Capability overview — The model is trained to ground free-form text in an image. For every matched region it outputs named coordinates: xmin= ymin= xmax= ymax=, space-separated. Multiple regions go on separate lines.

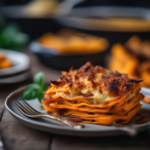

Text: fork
xmin=14 ymin=101 xmax=85 ymax=129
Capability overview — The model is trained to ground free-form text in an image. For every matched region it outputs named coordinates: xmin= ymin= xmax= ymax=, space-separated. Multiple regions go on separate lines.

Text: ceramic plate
xmin=0 ymin=50 xmax=30 ymax=77
xmin=5 ymin=86 xmax=150 ymax=137
xmin=0 ymin=71 xmax=30 ymax=85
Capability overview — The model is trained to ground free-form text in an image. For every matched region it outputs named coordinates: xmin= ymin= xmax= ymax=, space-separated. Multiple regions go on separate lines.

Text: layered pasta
xmin=42 ymin=62 xmax=143 ymax=125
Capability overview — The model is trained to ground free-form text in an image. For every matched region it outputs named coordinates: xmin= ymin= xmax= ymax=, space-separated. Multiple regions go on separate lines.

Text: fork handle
xmin=117 ymin=126 xmax=137 ymax=136
xmin=44 ymin=114 xmax=85 ymax=129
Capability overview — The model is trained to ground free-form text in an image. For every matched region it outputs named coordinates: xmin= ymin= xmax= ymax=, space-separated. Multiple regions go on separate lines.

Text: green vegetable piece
xmin=0 ymin=23 xmax=29 ymax=50
xmin=21 ymin=84 xmax=43 ymax=102
xmin=21 ymin=72 xmax=47 ymax=102
xmin=42 ymin=85 xmax=48 ymax=91
xmin=33 ymin=72 xmax=44 ymax=88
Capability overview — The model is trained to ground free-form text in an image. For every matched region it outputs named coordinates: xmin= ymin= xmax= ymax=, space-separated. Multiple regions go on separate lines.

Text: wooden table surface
xmin=0 ymin=52 xmax=150 ymax=150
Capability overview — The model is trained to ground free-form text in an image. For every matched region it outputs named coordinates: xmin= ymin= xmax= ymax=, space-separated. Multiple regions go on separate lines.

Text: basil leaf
xmin=21 ymin=84 xmax=44 ymax=102
xmin=0 ymin=23 xmax=29 ymax=50
xmin=37 ymin=90 xmax=44 ymax=103
xmin=33 ymin=72 xmax=44 ymax=88
xmin=42 ymin=85 xmax=48 ymax=91
xmin=21 ymin=72 xmax=48 ymax=103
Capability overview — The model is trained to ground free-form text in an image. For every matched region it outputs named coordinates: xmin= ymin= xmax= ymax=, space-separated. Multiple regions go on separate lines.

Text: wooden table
xmin=0 ymin=52 xmax=150 ymax=150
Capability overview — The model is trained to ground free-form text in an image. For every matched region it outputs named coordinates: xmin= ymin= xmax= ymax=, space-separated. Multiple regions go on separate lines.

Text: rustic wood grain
xmin=0 ymin=109 xmax=52 ymax=150
xmin=1 ymin=52 xmax=150 ymax=150
xmin=0 ymin=80 xmax=32 ymax=122
xmin=50 ymin=132 xmax=150 ymax=150
xmin=0 ymin=89 xmax=16 ymax=123
xmin=0 ymin=52 xmax=61 ymax=150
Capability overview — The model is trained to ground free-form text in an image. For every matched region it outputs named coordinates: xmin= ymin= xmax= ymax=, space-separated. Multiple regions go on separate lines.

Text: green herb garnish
xmin=21 ymin=72 xmax=47 ymax=102
xmin=0 ymin=23 xmax=29 ymax=50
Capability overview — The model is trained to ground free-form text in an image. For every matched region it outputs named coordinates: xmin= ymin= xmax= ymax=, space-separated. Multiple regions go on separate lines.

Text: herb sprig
xmin=21 ymin=72 xmax=47 ymax=102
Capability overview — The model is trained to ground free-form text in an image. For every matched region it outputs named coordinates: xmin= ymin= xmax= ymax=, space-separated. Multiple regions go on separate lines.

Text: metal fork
xmin=14 ymin=101 xmax=85 ymax=129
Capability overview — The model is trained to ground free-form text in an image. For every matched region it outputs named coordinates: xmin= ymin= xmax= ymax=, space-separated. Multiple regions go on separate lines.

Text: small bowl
xmin=29 ymin=41 xmax=109 ymax=70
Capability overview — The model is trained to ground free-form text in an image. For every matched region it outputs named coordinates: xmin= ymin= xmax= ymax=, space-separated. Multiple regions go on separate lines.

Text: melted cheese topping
xmin=46 ymin=62 xmax=142 ymax=104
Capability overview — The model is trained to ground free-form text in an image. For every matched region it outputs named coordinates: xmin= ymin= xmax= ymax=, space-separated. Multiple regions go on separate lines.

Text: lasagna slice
xmin=42 ymin=62 xmax=143 ymax=125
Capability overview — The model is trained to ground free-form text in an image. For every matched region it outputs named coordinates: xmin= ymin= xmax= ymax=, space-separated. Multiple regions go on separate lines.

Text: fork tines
xmin=14 ymin=100 xmax=39 ymax=115
xmin=14 ymin=100 xmax=85 ymax=128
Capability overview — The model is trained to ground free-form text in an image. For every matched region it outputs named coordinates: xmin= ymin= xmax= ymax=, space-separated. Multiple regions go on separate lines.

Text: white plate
xmin=0 ymin=49 xmax=30 ymax=77
xmin=0 ymin=71 xmax=30 ymax=85
xmin=5 ymin=86 xmax=150 ymax=137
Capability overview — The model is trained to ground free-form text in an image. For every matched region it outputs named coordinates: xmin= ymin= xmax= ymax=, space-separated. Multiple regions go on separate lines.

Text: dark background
xmin=1 ymin=0 xmax=150 ymax=7
xmin=1 ymin=0 xmax=150 ymax=45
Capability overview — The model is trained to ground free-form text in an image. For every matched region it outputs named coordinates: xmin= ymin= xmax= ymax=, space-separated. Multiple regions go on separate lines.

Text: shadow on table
xmin=51 ymin=131 xmax=150 ymax=150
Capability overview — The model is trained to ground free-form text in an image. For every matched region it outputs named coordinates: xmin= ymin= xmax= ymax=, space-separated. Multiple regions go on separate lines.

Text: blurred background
xmin=0 ymin=0 xmax=150 ymax=88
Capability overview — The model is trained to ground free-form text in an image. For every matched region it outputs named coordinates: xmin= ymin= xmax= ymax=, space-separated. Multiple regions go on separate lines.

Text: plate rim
xmin=0 ymin=49 xmax=30 ymax=76
xmin=67 ymin=6 xmax=150 ymax=19
xmin=0 ymin=71 xmax=30 ymax=85
xmin=29 ymin=41 xmax=109 ymax=57
xmin=5 ymin=86 xmax=150 ymax=136
xmin=56 ymin=6 xmax=150 ymax=32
